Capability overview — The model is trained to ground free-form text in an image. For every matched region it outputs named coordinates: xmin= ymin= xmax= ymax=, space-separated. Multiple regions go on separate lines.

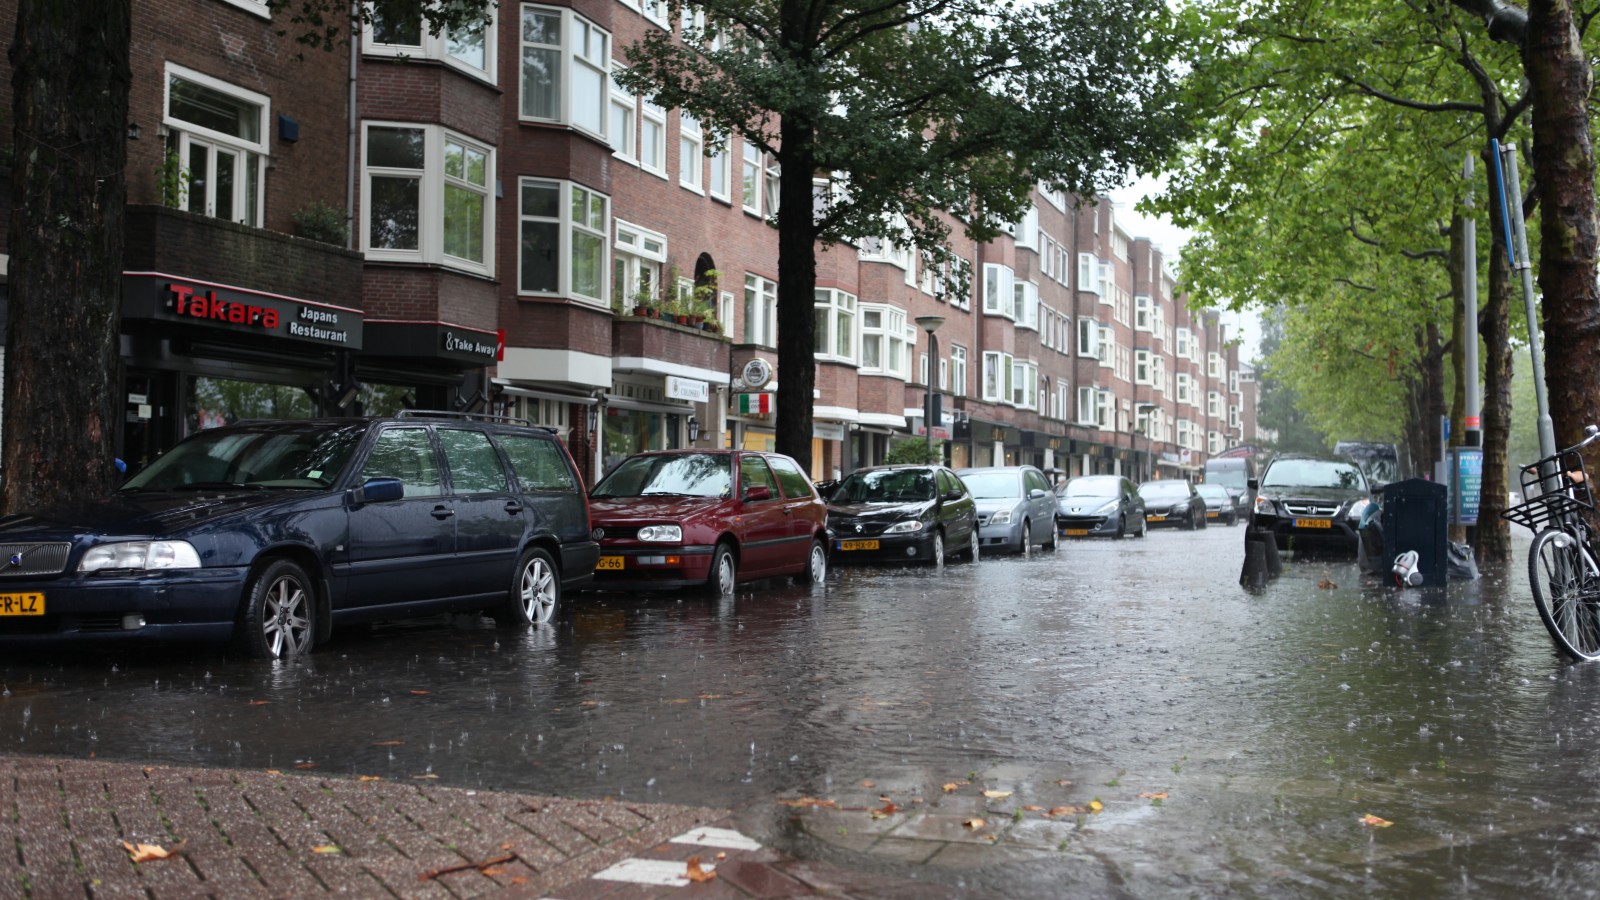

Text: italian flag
xmin=737 ymin=393 xmax=773 ymax=414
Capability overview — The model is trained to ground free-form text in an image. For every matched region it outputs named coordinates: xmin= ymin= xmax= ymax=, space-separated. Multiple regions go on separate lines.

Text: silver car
xmin=956 ymin=465 xmax=1058 ymax=556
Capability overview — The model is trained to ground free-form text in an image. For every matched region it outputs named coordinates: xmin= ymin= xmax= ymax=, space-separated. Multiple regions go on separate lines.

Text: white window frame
xmin=613 ymin=220 xmax=667 ymax=308
xmin=981 ymin=350 xmax=1014 ymax=403
xmin=678 ymin=112 xmax=704 ymax=192
xmin=1208 ymin=391 xmax=1224 ymax=418
xmin=708 ymin=139 xmax=731 ymax=201
xmin=951 ymin=345 xmax=968 ymax=397
xmin=1098 ymin=389 xmax=1116 ymax=430
xmin=1076 ymin=318 xmax=1099 ymax=359
xmin=814 ymin=289 xmax=859 ymax=364
xmin=362 ymin=121 xmax=495 ymax=276
xmin=1076 ymin=386 xmax=1099 ymax=426
xmin=163 ymin=64 xmax=270 ymax=228
xmin=609 ymin=67 xmax=637 ymax=163
xmin=741 ymin=142 xmax=762 ymax=215
xmin=743 ymin=273 xmax=778 ymax=346
xmin=1208 ymin=351 xmax=1225 ymax=380
xmin=1176 ymin=327 xmax=1192 ymax=360
xmin=860 ymin=304 xmax=912 ymax=379
xmin=983 ymin=263 xmax=1015 ymax=318
xmin=1012 ymin=360 xmax=1038 ymax=409
xmin=1077 ymin=253 xmax=1102 ymax=294
xmin=364 ymin=6 xmax=497 ymax=82
xmin=515 ymin=177 xmax=608 ymax=304
xmin=1135 ymin=294 xmax=1152 ymax=331
xmin=639 ymin=99 xmax=667 ymax=176
xmin=1096 ymin=326 xmax=1113 ymax=366
xmin=764 ymin=154 xmax=781 ymax=219
xmin=519 ymin=4 xmax=610 ymax=140
xmin=1013 ymin=279 xmax=1039 ymax=329
xmin=217 ymin=0 xmax=270 ymax=18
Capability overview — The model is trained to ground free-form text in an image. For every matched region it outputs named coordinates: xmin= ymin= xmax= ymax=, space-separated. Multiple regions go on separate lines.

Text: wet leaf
xmin=1047 ymin=805 xmax=1085 ymax=817
xmin=963 ymin=818 xmax=986 ymax=830
xmin=1360 ymin=814 xmax=1393 ymax=828
xmin=371 ymin=740 xmax=406 ymax=746
xmin=481 ymin=866 xmax=505 ymax=876
xmin=870 ymin=801 xmax=898 ymax=819
xmin=981 ymin=790 xmax=1013 ymax=800
xmin=1089 ymin=799 xmax=1104 ymax=813
xmin=1053 ymin=778 xmax=1072 ymax=786
xmin=247 ymin=700 xmax=270 ymax=706
xmin=409 ymin=689 xmax=431 ymax=695
xmin=1318 ymin=576 xmax=1338 ymax=590
xmin=1138 ymin=792 xmax=1169 ymax=800
xmin=312 ymin=845 xmax=342 ymax=854
xmin=510 ymin=876 xmax=528 ymax=885
xmin=265 ymin=770 xmax=282 ymax=776
xmin=501 ymin=843 xmax=513 ymax=851
xmin=358 ymin=775 xmax=382 ymax=782
xmin=1023 ymin=804 xmax=1045 ymax=812
xmin=777 ymin=797 xmax=837 ymax=809
xmin=411 ymin=774 xmax=439 ymax=780
xmin=685 ymin=855 xmax=716 ymax=883
xmin=861 ymin=780 xmax=876 ymax=788
xmin=942 ymin=782 xmax=965 ymax=793
xmin=294 ymin=763 xmax=318 ymax=770
xmin=122 ymin=841 xmax=175 ymax=863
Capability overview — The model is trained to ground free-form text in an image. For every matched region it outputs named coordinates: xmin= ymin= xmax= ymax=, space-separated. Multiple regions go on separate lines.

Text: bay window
xmin=744 ymin=274 xmax=777 ymax=346
xmin=742 ymin=143 xmax=762 ymax=214
xmin=1012 ymin=361 xmax=1038 ymax=409
xmin=983 ymin=263 xmax=1015 ymax=317
xmin=860 ymin=304 xmax=912 ymax=379
xmin=363 ymin=123 xmax=494 ymax=274
xmin=517 ymin=178 xmax=608 ymax=303
xmin=365 ymin=8 xmax=495 ymax=81
xmin=520 ymin=5 xmax=609 ymax=139
xmin=982 ymin=351 xmax=1014 ymax=402
xmin=1077 ymin=386 xmax=1098 ymax=426
xmin=1013 ymin=280 xmax=1039 ymax=329
xmin=814 ymin=289 xmax=858 ymax=363
xmin=164 ymin=65 xmax=269 ymax=227
xmin=609 ymin=69 xmax=636 ymax=161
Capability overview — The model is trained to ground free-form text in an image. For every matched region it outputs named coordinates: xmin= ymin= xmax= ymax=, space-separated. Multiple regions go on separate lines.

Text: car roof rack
xmin=395 ymin=409 xmax=535 ymax=427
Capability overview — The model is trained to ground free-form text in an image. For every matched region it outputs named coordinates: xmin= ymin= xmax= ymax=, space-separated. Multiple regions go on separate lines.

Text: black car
xmin=1196 ymin=483 xmax=1239 ymax=526
xmin=1249 ymin=454 xmax=1371 ymax=555
xmin=1055 ymin=475 xmax=1146 ymax=538
xmin=826 ymin=465 xmax=979 ymax=565
xmin=1138 ymin=479 xmax=1207 ymax=530
xmin=0 ymin=412 xmax=599 ymax=658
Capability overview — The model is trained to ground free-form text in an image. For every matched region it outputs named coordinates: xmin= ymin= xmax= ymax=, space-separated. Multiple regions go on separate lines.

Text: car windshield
xmin=1139 ymin=481 xmax=1191 ymax=501
xmin=961 ymin=472 xmax=1022 ymax=499
xmin=1197 ymin=485 xmax=1229 ymax=501
xmin=119 ymin=423 xmax=363 ymax=492
xmin=831 ymin=469 xmax=934 ymax=503
xmin=1058 ymin=477 xmax=1119 ymax=499
xmin=1206 ymin=467 xmax=1249 ymax=490
xmin=592 ymin=453 xmax=733 ymax=499
xmin=1262 ymin=459 xmax=1366 ymax=491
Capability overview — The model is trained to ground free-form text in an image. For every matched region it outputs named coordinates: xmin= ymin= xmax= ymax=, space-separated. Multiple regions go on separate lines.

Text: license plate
xmin=1064 ymin=529 xmax=1090 ymax=536
xmin=1294 ymin=518 xmax=1333 ymax=529
xmin=1147 ymin=515 xmax=1166 ymax=522
xmin=1207 ymin=511 xmax=1220 ymax=518
xmin=596 ymin=556 xmax=625 ymax=570
xmin=838 ymin=540 xmax=880 ymax=551
xmin=0 ymin=592 xmax=44 ymax=616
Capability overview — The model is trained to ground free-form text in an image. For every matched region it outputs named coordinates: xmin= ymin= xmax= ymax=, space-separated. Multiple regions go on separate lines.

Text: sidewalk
xmin=0 ymin=754 xmax=979 ymax=898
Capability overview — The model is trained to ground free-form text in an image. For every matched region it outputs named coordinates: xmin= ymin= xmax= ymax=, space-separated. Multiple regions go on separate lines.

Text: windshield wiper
xmin=168 ymin=481 xmax=268 ymax=491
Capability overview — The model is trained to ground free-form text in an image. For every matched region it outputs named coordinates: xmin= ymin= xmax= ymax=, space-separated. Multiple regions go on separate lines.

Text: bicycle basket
xmin=1502 ymin=447 xmax=1595 ymax=533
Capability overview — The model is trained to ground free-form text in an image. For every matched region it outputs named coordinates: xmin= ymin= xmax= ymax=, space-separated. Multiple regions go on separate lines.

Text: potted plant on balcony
xmin=690 ymin=269 xmax=720 ymax=330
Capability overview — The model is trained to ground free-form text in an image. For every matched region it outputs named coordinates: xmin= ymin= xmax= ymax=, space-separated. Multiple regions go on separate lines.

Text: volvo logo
xmin=6 ymin=553 xmax=20 ymax=567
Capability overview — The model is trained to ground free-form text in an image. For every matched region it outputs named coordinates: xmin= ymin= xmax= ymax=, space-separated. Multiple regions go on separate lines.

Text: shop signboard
xmin=813 ymin=422 xmax=846 ymax=441
xmin=665 ymin=376 xmax=709 ymax=403
xmin=1452 ymin=447 xmax=1484 ymax=526
xmin=122 ymin=272 xmax=363 ymax=349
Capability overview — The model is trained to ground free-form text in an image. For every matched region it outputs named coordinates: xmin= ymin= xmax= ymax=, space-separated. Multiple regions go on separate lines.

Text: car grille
xmin=594 ymin=526 xmax=638 ymax=541
xmin=830 ymin=519 xmax=889 ymax=537
xmin=0 ymin=542 xmax=72 ymax=576
xmin=1283 ymin=502 xmax=1340 ymax=517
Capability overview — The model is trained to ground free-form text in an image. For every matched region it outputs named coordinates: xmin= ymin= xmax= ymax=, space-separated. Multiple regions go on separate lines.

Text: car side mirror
xmin=1247 ymin=477 xmax=1259 ymax=491
xmin=354 ymin=476 xmax=404 ymax=504
xmin=744 ymin=485 xmax=772 ymax=502
xmin=1029 ymin=488 xmax=1047 ymax=500
xmin=943 ymin=489 xmax=964 ymax=503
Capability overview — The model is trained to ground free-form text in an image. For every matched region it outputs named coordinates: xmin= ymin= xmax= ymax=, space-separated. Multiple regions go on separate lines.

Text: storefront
xmin=360 ymin=319 xmax=501 ymax=414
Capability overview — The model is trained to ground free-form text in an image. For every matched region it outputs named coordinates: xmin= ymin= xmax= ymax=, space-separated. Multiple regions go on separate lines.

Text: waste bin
xmin=1381 ymin=478 xmax=1448 ymax=586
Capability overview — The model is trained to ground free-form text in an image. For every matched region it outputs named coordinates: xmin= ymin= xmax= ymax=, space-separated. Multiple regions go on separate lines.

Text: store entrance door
xmin=120 ymin=370 xmax=178 ymax=477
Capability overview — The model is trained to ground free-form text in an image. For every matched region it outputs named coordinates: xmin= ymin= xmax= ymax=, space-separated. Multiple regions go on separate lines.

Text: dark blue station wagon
xmin=0 ymin=412 xmax=599 ymax=658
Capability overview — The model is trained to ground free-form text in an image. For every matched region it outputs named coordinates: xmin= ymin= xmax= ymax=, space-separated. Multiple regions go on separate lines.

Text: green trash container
xmin=1381 ymin=478 xmax=1448 ymax=586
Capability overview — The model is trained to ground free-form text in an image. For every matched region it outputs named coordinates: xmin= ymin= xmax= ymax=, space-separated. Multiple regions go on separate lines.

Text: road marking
xmin=592 ymin=857 xmax=717 ymax=887
xmin=670 ymin=826 xmax=762 ymax=851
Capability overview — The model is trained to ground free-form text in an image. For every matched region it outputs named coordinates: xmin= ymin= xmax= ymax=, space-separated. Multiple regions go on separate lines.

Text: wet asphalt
xmin=3 ymin=522 xmax=1598 ymax=896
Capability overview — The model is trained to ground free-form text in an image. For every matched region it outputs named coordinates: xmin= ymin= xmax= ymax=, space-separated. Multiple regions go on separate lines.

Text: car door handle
xmin=504 ymin=501 xmax=524 ymax=515
xmin=431 ymin=505 xmax=455 ymax=520
xmin=782 ymin=508 xmax=792 ymax=516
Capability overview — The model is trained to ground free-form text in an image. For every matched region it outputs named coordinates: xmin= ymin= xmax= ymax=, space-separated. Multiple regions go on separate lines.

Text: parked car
xmin=1249 ymin=454 xmax=1371 ymax=555
xmin=1196 ymin=482 xmax=1239 ymax=526
xmin=0 ymin=413 xmax=598 ymax=658
xmin=1138 ymin=479 xmax=1208 ymax=530
xmin=826 ymin=465 xmax=978 ymax=565
xmin=956 ymin=465 xmax=1058 ymax=555
xmin=587 ymin=450 xmax=828 ymax=596
xmin=1202 ymin=456 xmax=1257 ymax=513
xmin=1054 ymin=475 xmax=1146 ymax=538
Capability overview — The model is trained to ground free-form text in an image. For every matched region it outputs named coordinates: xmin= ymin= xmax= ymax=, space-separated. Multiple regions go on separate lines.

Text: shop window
xmin=362 ymin=123 xmax=494 ymax=275
xmin=520 ymin=5 xmax=609 ymax=139
xmin=438 ymin=429 xmax=511 ymax=494
xmin=163 ymin=65 xmax=268 ymax=227
xmin=190 ymin=376 xmax=312 ymax=433
xmin=364 ymin=7 xmax=495 ymax=82
xmin=518 ymin=177 xmax=609 ymax=304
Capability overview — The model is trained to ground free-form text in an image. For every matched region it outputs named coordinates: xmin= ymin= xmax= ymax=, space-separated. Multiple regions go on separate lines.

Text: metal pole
xmin=925 ymin=332 xmax=938 ymax=459
xmin=1494 ymin=141 xmax=1556 ymax=460
xmin=1463 ymin=154 xmax=1480 ymax=448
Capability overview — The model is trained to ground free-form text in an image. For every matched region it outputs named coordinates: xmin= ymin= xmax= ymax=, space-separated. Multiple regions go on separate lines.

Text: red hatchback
xmin=587 ymin=450 xmax=829 ymax=595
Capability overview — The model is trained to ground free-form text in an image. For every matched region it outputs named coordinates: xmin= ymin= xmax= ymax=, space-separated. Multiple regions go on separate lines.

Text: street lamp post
xmin=1135 ymin=402 xmax=1157 ymax=482
xmin=915 ymin=315 xmax=945 ymax=461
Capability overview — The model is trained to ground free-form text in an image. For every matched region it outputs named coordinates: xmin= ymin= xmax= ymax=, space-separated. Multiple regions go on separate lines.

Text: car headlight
xmin=1095 ymin=500 xmax=1119 ymax=515
xmin=989 ymin=510 xmax=1013 ymax=525
xmin=636 ymin=524 xmax=683 ymax=542
xmin=883 ymin=520 xmax=924 ymax=534
xmin=1254 ymin=495 xmax=1277 ymax=515
xmin=78 ymin=540 xmax=202 ymax=573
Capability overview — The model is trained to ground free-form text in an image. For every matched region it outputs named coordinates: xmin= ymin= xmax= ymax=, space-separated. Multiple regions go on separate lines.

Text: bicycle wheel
xmin=1529 ymin=528 xmax=1600 ymax=661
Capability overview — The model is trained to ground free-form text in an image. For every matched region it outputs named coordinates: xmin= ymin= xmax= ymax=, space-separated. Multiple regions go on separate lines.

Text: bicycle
xmin=1503 ymin=424 xmax=1600 ymax=660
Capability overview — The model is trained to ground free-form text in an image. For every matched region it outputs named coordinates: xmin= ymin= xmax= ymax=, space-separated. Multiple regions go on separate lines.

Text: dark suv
xmin=0 ymin=412 xmax=598 ymax=658
xmin=1249 ymin=454 xmax=1371 ymax=556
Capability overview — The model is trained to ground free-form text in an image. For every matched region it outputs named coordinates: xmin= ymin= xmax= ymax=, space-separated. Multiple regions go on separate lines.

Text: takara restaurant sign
xmin=122 ymin=273 xmax=363 ymax=349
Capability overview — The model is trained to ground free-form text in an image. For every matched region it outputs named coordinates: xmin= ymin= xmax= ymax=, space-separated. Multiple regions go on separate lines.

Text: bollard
xmin=1263 ymin=530 xmax=1283 ymax=578
xmin=1240 ymin=535 xmax=1268 ymax=589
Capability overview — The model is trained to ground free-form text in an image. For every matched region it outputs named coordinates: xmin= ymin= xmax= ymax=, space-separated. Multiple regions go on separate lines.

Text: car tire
xmin=929 ymin=530 xmax=946 ymax=567
xmin=239 ymin=558 xmax=315 ymax=660
xmin=1183 ymin=509 xmax=1197 ymax=531
xmin=1114 ymin=513 xmax=1126 ymax=539
xmin=499 ymin=547 xmax=559 ymax=626
xmin=1019 ymin=522 xmax=1032 ymax=558
xmin=1042 ymin=520 xmax=1057 ymax=551
xmin=705 ymin=543 xmax=737 ymax=598
xmin=961 ymin=528 xmax=980 ymax=562
xmin=796 ymin=538 xmax=827 ymax=585
xmin=1137 ymin=515 xmax=1148 ymax=538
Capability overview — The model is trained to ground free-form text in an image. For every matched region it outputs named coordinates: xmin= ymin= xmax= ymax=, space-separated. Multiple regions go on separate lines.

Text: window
xmin=1135 ymin=295 xmax=1152 ymax=331
xmin=1076 ymin=386 xmax=1098 ymax=426
xmin=744 ymin=274 xmax=777 ymax=346
xmin=1012 ymin=361 xmax=1038 ymax=409
xmin=768 ymin=455 xmax=815 ymax=500
xmin=708 ymin=140 xmax=731 ymax=200
xmin=982 ymin=351 xmax=1014 ymax=402
xmin=861 ymin=305 xmax=913 ymax=379
xmin=1176 ymin=372 xmax=1193 ymax=405
xmin=498 ymin=433 xmax=577 ymax=491
xmin=983 ymin=263 xmax=1015 ymax=317
xmin=609 ymin=68 xmax=636 ymax=161
xmin=217 ymin=0 xmax=269 ymax=18
xmin=1176 ymin=327 xmax=1192 ymax=359
xmin=1135 ymin=349 xmax=1152 ymax=385
xmin=640 ymin=99 xmax=667 ymax=174
xmin=814 ymin=289 xmax=858 ymax=363
xmin=520 ymin=5 xmax=609 ymax=138
xmin=741 ymin=143 xmax=762 ymax=214
xmin=164 ymin=65 xmax=269 ymax=227
xmin=679 ymin=112 xmax=703 ymax=191
xmin=1208 ymin=391 xmax=1224 ymax=418
xmin=937 ymin=256 xmax=973 ymax=310
xmin=764 ymin=155 xmax=781 ymax=218
xmin=1230 ymin=370 xmax=1241 ymax=393
xmin=613 ymin=221 xmax=666 ymax=308
xmin=1096 ymin=326 xmax=1113 ymax=365
xmin=363 ymin=123 xmax=494 ymax=274
xmin=740 ymin=455 xmax=780 ymax=501
xmin=951 ymin=345 xmax=968 ymax=397
xmin=1014 ymin=205 xmax=1039 ymax=251
xmin=939 ymin=358 xmax=949 ymax=391
xmin=1056 ymin=382 xmax=1071 ymax=420
xmin=1098 ymin=390 xmax=1115 ymax=430
xmin=438 ymin=429 xmax=511 ymax=494
xmin=1077 ymin=318 xmax=1100 ymax=358
xmin=517 ymin=178 xmax=608 ymax=303
xmin=1208 ymin=351 xmax=1224 ymax=379
xmin=366 ymin=7 xmax=495 ymax=80
xmin=1077 ymin=253 xmax=1102 ymax=294
xmin=362 ymin=428 xmax=443 ymax=497
xmin=1013 ymin=280 xmax=1038 ymax=329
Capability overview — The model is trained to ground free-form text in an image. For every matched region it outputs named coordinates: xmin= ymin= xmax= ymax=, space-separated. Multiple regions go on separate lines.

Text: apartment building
xmin=0 ymin=0 xmax=1256 ymax=485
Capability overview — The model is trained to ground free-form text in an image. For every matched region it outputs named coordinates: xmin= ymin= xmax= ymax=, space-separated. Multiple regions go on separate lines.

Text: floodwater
xmin=3 ymin=523 xmax=1599 ymax=895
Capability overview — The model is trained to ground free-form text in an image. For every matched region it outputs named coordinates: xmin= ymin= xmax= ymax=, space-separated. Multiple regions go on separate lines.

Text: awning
xmin=493 ymin=382 xmax=599 ymax=406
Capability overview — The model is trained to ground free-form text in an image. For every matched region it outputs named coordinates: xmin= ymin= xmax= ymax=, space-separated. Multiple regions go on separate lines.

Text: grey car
xmin=956 ymin=465 xmax=1058 ymax=556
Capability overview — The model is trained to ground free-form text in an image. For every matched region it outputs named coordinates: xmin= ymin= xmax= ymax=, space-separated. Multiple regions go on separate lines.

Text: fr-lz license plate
xmin=1294 ymin=518 xmax=1334 ymax=529
xmin=0 ymin=592 xmax=44 ymax=616
xmin=838 ymin=540 xmax=879 ymax=551
xmin=596 ymin=556 xmax=625 ymax=570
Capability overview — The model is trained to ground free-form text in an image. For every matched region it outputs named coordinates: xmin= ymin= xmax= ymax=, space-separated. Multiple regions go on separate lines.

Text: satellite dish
xmin=740 ymin=358 xmax=773 ymax=390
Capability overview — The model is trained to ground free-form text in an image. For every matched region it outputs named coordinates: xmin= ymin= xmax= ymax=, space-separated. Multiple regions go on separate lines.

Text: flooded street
xmin=5 ymin=525 xmax=1600 ymax=895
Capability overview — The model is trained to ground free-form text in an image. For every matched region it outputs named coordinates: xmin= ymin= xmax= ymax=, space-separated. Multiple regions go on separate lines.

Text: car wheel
xmin=705 ymin=543 xmax=737 ymax=597
xmin=1183 ymin=509 xmax=1197 ymax=531
xmin=796 ymin=538 xmax=827 ymax=585
xmin=1114 ymin=513 xmax=1126 ymax=539
xmin=1137 ymin=514 xmax=1148 ymax=538
xmin=499 ymin=547 xmax=559 ymax=626
xmin=961 ymin=528 xmax=980 ymax=562
xmin=239 ymin=559 xmax=314 ymax=660
xmin=931 ymin=530 xmax=945 ymax=567
xmin=1019 ymin=522 xmax=1032 ymax=558
xmin=1042 ymin=519 xmax=1057 ymax=551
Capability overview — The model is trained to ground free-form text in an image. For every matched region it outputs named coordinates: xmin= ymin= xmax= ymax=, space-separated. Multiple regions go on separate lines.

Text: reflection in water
xmin=4 ymin=531 xmax=1600 ymax=892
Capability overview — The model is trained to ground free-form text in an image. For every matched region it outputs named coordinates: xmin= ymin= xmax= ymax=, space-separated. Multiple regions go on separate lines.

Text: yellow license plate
xmin=1294 ymin=518 xmax=1333 ymax=529
xmin=0 ymin=592 xmax=44 ymax=616
xmin=839 ymin=540 xmax=880 ymax=551
xmin=596 ymin=556 xmax=625 ymax=570
xmin=1064 ymin=529 xmax=1090 ymax=536
xmin=1147 ymin=515 xmax=1166 ymax=522
xmin=1207 ymin=511 xmax=1220 ymax=518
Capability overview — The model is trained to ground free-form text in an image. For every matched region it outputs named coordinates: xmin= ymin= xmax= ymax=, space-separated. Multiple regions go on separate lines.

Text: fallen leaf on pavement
xmin=981 ymin=790 xmax=1012 ymax=800
xmin=963 ymin=818 xmax=986 ymax=830
xmin=1360 ymin=814 xmax=1393 ymax=828
xmin=870 ymin=802 xmax=898 ymax=819
xmin=358 ymin=776 xmax=382 ymax=782
xmin=481 ymin=867 xmax=505 ymax=876
xmin=265 ymin=770 xmax=282 ymax=776
xmin=371 ymin=740 xmax=405 ymax=746
xmin=411 ymin=773 xmax=438 ymax=780
xmin=777 ymin=797 xmax=837 ymax=809
xmin=1048 ymin=806 xmax=1085 ymax=817
xmin=501 ymin=843 xmax=513 ymax=851
xmin=122 ymin=841 xmax=175 ymax=863
xmin=409 ymin=689 xmax=431 ymax=695
xmin=1023 ymin=804 xmax=1044 ymax=812
xmin=942 ymin=782 xmax=965 ymax=793
xmin=312 ymin=845 xmax=342 ymax=855
xmin=510 ymin=876 xmax=528 ymax=885
xmin=861 ymin=780 xmax=876 ymax=788
xmin=247 ymin=700 xmax=270 ymax=706
xmin=1089 ymin=799 xmax=1104 ymax=813
xmin=685 ymin=855 xmax=716 ymax=883
xmin=1137 ymin=792 xmax=1169 ymax=800
xmin=293 ymin=763 xmax=318 ymax=769
xmin=1318 ymin=576 xmax=1338 ymax=590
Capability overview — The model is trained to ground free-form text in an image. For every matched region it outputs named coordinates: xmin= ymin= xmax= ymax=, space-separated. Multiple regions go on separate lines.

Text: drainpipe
xmin=347 ymin=1 xmax=359 ymax=251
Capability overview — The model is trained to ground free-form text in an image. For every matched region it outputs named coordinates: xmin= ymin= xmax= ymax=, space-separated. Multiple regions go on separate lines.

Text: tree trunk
xmin=1476 ymin=226 xmax=1514 ymax=562
xmin=5 ymin=0 xmax=131 ymax=514
xmin=1525 ymin=0 xmax=1600 ymax=450
xmin=773 ymin=119 xmax=818 ymax=472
